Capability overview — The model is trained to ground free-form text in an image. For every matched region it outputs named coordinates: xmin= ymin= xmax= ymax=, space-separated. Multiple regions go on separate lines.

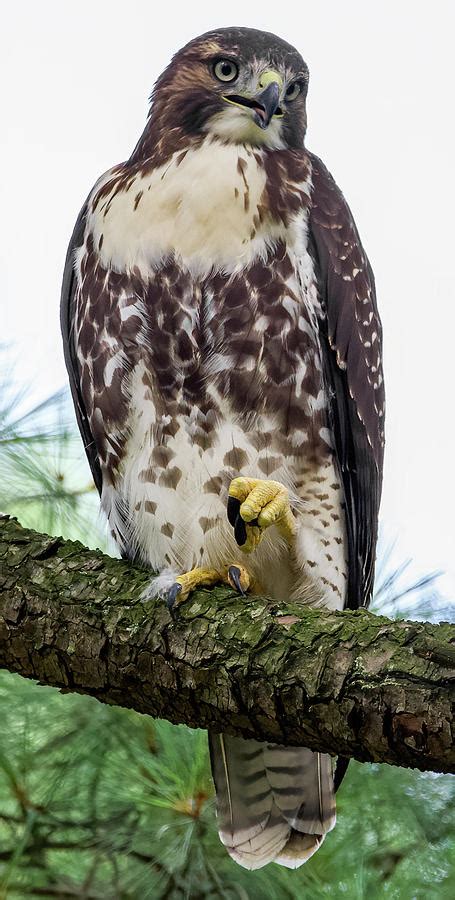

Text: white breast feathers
xmin=87 ymin=139 xmax=295 ymax=278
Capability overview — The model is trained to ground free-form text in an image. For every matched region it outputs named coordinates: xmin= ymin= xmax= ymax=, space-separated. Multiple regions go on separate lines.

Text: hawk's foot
xmin=223 ymin=563 xmax=252 ymax=595
xmin=227 ymin=476 xmax=296 ymax=553
xmin=166 ymin=563 xmax=252 ymax=611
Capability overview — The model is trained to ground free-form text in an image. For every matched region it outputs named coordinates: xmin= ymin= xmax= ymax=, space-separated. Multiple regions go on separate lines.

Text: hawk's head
xmin=146 ymin=27 xmax=309 ymax=156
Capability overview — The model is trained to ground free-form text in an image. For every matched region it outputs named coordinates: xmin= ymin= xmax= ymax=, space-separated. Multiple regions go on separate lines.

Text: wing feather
xmin=60 ymin=202 xmax=102 ymax=495
xmin=308 ymin=155 xmax=384 ymax=792
xmin=308 ymin=153 xmax=384 ymax=611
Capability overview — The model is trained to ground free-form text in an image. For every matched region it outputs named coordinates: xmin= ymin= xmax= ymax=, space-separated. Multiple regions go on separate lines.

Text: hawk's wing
xmin=308 ymin=153 xmax=385 ymax=611
xmin=60 ymin=202 xmax=103 ymax=495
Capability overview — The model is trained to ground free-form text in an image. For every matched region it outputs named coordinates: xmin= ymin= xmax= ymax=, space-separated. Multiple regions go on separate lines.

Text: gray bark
xmin=0 ymin=515 xmax=454 ymax=773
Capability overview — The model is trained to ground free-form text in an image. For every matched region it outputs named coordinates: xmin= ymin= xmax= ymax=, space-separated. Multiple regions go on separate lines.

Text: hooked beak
xmin=223 ymin=81 xmax=283 ymax=130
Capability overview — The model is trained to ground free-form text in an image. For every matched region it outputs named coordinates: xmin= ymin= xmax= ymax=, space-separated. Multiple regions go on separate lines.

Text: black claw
xmin=228 ymin=496 xmax=249 ymax=547
xmin=234 ymin=514 xmax=247 ymax=547
xmin=227 ymin=496 xmax=241 ymax=526
xmin=166 ymin=583 xmax=182 ymax=612
xmin=228 ymin=565 xmax=246 ymax=596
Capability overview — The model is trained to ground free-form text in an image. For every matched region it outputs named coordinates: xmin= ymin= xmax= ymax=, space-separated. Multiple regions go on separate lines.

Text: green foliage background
xmin=0 ymin=367 xmax=454 ymax=898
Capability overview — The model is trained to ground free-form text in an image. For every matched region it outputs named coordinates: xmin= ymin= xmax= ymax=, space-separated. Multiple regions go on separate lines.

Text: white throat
xmin=86 ymin=139 xmax=305 ymax=279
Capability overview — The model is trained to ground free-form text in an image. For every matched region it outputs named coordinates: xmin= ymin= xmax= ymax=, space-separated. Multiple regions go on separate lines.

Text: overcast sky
xmin=3 ymin=0 xmax=454 ymax=600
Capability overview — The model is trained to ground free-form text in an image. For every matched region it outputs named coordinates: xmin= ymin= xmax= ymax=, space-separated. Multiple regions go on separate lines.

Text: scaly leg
xmin=166 ymin=563 xmax=252 ymax=611
xmin=227 ymin=477 xmax=296 ymax=553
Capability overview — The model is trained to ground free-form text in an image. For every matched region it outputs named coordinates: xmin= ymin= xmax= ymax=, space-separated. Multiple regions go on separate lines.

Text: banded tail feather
xmin=209 ymin=732 xmax=336 ymax=870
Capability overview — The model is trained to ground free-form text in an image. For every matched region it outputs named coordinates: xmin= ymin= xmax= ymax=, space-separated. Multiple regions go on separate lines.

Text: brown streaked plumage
xmin=61 ymin=26 xmax=384 ymax=870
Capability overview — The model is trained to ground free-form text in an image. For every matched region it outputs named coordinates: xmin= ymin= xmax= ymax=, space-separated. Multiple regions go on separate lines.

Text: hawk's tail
xmin=208 ymin=732 xmax=336 ymax=870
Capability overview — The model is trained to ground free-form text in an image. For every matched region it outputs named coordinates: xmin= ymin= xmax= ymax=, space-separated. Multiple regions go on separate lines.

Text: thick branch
xmin=0 ymin=516 xmax=454 ymax=773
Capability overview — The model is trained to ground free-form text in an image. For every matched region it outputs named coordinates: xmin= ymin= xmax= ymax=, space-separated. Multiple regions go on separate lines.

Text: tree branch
xmin=0 ymin=515 xmax=454 ymax=774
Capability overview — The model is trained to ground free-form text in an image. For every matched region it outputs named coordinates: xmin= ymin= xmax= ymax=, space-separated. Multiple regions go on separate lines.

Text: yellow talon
xmin=167 ymin=562 xmax=254 ymax=610
xmin=228 ymin=476 xmax=296 ymax=552
xmin=222 ymin=563 xmax=253 ymax=594
xmin=173 ymin=567 xmax=221 ymax=604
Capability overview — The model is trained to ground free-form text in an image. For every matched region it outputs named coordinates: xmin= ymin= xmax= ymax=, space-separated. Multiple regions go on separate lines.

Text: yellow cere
xmin=258 ymin=69 xmax=283 ymax=89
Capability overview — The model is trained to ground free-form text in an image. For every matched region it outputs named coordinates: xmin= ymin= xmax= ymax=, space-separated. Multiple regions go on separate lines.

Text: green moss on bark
xmin=0 ymin=515 xmax=454 ymax=773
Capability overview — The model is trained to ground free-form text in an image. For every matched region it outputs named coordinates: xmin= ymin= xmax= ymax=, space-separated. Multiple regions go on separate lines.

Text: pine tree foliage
xmin=0 ymin=353 xmax=109 ymax=551
xmin=0 ymin=362 xmax=454 ymax=898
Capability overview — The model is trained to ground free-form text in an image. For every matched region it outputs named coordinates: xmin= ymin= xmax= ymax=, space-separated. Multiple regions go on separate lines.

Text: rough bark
xmin=0 ymin=515 xmax=454 ymax=774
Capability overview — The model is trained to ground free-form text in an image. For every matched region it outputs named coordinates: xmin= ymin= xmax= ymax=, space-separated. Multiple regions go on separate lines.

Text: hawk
xmin=61 ymin=27 xmax=384 ymax=870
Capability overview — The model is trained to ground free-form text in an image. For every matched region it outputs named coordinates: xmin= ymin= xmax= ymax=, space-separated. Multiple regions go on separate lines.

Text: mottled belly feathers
xmin=74 ymin=141 xmax=347 ymax=609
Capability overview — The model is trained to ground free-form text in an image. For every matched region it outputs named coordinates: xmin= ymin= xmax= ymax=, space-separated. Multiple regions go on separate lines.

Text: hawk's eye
xmin=285 ymin=81 xmax=302 ymax=102
xmin=213 ymin=59 xmax=239 ymax=83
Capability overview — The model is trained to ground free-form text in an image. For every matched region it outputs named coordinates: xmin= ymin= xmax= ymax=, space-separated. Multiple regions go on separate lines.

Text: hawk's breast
xmin=88 ymin=139 xmax=296 ymax=278
xmin=75 ymin=140 xmax=346 ymax=603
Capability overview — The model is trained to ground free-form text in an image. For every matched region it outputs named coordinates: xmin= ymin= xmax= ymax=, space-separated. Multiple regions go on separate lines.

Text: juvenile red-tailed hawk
xmin=61 ymin=27 xmax=384 ymax=870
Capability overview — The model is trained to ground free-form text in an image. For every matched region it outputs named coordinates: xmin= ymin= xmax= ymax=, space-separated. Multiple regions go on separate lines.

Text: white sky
xmin=2 ymin=0 xmax=455 ymax=600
